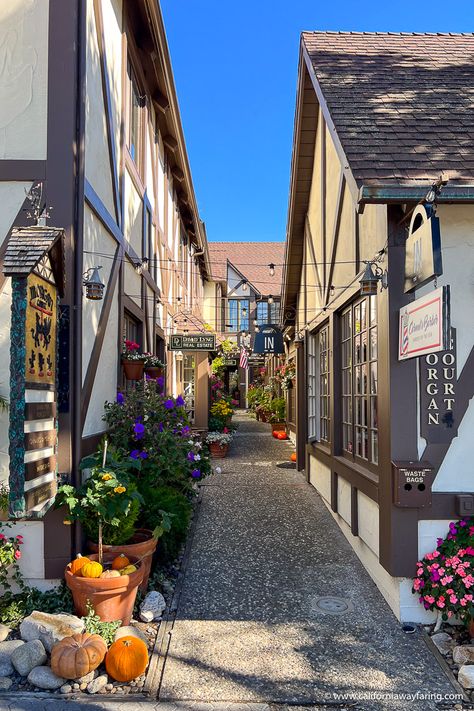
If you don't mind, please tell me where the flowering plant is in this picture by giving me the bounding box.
[0,524,25,593]
[275,362,296,390]
[143,353,165,368]
[122,339,146,362]
[206,431,233,447]
[413,517,474,624]
[210,400,233,419]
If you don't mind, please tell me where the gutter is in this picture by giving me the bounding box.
[358,184,474,209]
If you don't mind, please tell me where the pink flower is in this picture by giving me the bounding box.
[424,595,435,604]
[416,567,424,577]
[436,596,446,609]
[458,567,467,578]
[441,576,454,585]
[413,578,424,591]
[464,575,474,589]
[465,594,474,602]
[16,535,23,543]
[0,534,5,541]
[460,597,468,607]
[449,594,458,604]
[14,550,21,560]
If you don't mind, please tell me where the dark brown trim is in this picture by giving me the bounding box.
[330,471,338,513]
[359,184,474,206]
[320,108,326,297]
[354,210,360,275]
[81,432,105,457]
[308,443,379,502]
[81,246,121,428]
[0,161,46,181]
[351,486,359,536]
[123,293,144,321]
[295,339,307,471]
[325,172,345,306]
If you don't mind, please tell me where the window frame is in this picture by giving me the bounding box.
[307,323,330,445]
[126,57,145,173]
[227,298,249,332]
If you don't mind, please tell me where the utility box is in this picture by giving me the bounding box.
[392,461,435,508]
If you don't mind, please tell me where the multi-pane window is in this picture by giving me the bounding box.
[319,326,330,442]
[270,301,280,324]
[124,311,140,346]
[127,60,143,167]
[227,299,249,331]
[341,297,378,464]
[307,333,317,439]
[307,325,330,442]
[256,301,268,324]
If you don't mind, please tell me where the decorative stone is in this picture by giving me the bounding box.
[76,669,98,684]
[27,666,66,690]
[0,677,13,690]
[458,665,474,689]
[115,625,149,646]
[11,639,47,677]
[60,683,72,694]
[20,612,84,653]
[453,645,474,665]
[139,591,166,622]
[87,674,108,694]
[0,640,25,676]
[0,625,11,642]
[431,632,455,655]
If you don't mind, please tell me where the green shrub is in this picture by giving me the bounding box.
[0,581,74,629]
[82,486,141,546]
[138,485,192,563]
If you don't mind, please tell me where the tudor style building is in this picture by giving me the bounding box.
[282,32,474,621]
[0,0,210,585]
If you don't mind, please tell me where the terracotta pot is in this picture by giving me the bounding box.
[65,554,143,625]
[122,359,144,380]
[145,366,164,380]
[270,422,286,432]
[209,442,228,458]
[88,529,157,593]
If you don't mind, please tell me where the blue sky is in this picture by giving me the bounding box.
[160,1,473,243]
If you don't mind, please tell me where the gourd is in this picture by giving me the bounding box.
[277,431,288,440]
[290,452,297,462]
[105,636,148,682]
[112,554,130,571]
[51,633,107,679]
[81,561,103,578]
[69,554,91,576]
[119,564,137,576]
[99,569,121,579]
[272,431,279,438]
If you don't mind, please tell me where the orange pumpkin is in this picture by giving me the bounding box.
[290,452,297,462]
[81,561,103,578]
[277,431,288,440]
[272,431,279,438]
[112,554,130,571]
[69,554,91,576]
[105,636,148,682]
[51,633,107,679]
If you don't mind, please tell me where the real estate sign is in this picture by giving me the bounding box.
[169,333,216,351]
[398,286,450,361]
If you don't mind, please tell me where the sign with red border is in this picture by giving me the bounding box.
[398,286,450,361]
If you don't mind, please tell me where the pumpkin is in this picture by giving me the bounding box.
[277,431,288,440]
[99,569,121,579]
[119,564,137,576]
[112,554,130,571]
[272,430,279,438]
[81,561,103,578]
[51,633,107,679]
[290,452,297,462]
[69,554,91,576]
[105,636,148,682]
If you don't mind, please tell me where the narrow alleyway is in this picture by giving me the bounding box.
[158,412,455,709]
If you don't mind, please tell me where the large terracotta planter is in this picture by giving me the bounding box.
[122,360,144,381]
[88,529,157,593]
[65,554,144,625]
[145,366,164,380]
[209,443,229,458]
[270,422,286,432]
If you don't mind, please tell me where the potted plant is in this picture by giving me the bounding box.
[121,339,145,380]
[55,442,146,621]
[0,482,9,521]
[206,431,233,458]
[143,353,165,380]
[269,396,286,432]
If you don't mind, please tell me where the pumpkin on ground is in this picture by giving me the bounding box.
[69,554,91,576]
[277,431,288,440]
[51,633,107,679]
[112,554,130,571]
[81,561,103,578]
[272,431,279,438]
[290,452,297,462]
[105,636,148,682]
[100,569,121,579]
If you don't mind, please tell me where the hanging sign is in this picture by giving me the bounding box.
[169,334,216,351]
[398,286,450,361]
[404,205,443,293]
[25,274,57,386]
[419,327,458,442]
[253,325,284,355]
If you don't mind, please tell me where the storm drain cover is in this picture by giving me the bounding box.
[310,595,354,616]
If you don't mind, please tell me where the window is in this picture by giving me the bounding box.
[270,300,280,325]
[227,299,249,331]
[183,353,195,422]
[127,59,143,167]
[307,325,330,442]
[256,301,268,324]
[341,297,378,464]
[124,311,140,346]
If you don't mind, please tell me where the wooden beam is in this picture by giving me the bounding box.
[163,134,178,152]
[171,165,184,182]
[152,92,170,114]
[325,172,345,306]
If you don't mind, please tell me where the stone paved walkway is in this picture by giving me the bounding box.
[157,413,457,710]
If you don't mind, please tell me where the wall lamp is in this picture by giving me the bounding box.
[83,266,105,301]
[359,261,388,296]
[268,294,274,304]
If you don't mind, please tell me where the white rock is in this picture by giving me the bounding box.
[453,645,474,665]
[60,683,72,694]
[87,674,108,694]
[27,666,66,690]
[0,677,12,690]
[76,669,98,684]
[0,625,10,642]
[0,640,24,676]
[11,639,47,677]
[458,665,474,689]
[140,591,166,622]
[431,632,454,656]
[20,611,84,653]
[115,625,149,646]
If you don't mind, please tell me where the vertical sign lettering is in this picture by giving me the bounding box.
[420,327,457,443]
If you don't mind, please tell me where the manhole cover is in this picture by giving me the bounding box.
[310,595,354,615]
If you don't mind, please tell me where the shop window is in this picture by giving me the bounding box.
[127,59,144,169]
[227,299,249,331]
[341,296,378,464]
[307,324,330,443]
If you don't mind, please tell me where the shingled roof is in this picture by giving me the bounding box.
[3,225,65,295]
[208,242,285,297]
[302,32,474,186]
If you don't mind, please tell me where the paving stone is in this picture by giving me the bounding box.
[0,676,12,690]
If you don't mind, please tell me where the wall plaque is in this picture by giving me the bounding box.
[25,429,57,452]
[25,402,57,420]
[25,480,57,511]
[25,455,57,482]
[25,274,57,386]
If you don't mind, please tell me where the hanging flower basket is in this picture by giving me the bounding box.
[145,366,164,380]
[122,359,144,381]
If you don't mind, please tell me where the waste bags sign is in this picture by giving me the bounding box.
[253,325,284,354]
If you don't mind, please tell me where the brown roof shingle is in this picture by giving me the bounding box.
[302,31,474,186]
[208,242,285,297]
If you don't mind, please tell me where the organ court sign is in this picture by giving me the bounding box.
[253,325,284,355]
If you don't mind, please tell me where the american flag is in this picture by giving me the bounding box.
[239,345,249,369]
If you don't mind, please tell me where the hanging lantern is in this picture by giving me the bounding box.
[241,279,248,291]
[268,263,275,277]
[83,266,105,301]
[359,262,386,296]
[268,294,274,304]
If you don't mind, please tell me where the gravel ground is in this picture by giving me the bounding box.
[158,413,458,711]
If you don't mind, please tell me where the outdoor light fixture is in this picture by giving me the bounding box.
[330,285,335,296]
[83,266,105,301]
[359,261,388,296]
[241,280,248,291]
[242,306,247,317]
[268,294,274,304]
[268,263,275,277]
[253,318,258,327]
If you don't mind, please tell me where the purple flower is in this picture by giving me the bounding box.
[437,538,444,548]
[140,451,148,459]
[134,422,145,440]
[130,449,140,460]
[164,399,174,410]
[157,376,164,390]
[431,570,440,582]
[460,519,468,527]
[191,469,201,478]
[181,426,190,435]
[117,392,124,404]
[158,423,164,432]
[187,451,195,462]
[176,395,185,407]
[449,522,458,535]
